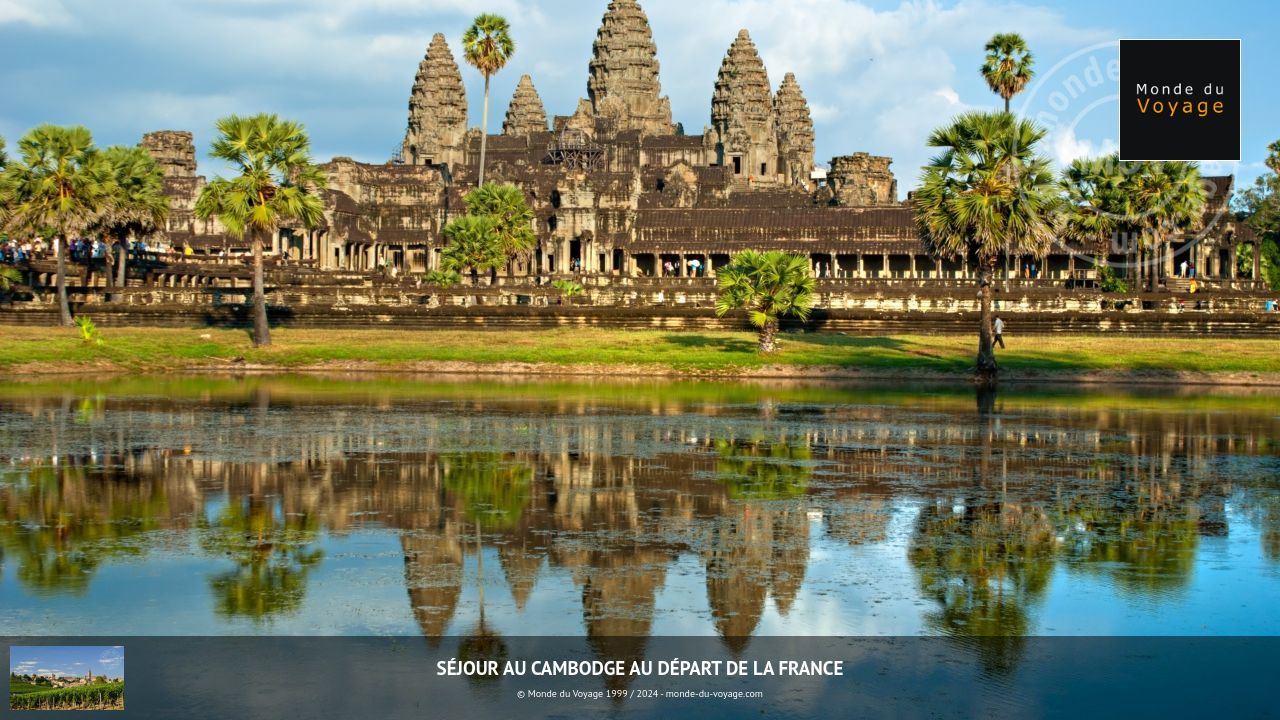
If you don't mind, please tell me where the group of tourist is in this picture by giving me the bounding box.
[0,237,42,264]
[1179,260,1199,278]
[0,236,180,265]
[660,259,706,277]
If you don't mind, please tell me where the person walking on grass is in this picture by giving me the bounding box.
[994,315,1006,349]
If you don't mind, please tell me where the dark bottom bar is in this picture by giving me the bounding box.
[4,637,1276,719]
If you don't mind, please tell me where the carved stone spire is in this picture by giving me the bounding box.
[502,74,549,136]
[708,30,778,180]
[587,0,674,135]
[774,72,815,188]
[402,33,469,168]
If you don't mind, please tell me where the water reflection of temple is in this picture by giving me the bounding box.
[2,386,1278,651]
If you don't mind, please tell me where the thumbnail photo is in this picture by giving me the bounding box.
[9,646,124,711]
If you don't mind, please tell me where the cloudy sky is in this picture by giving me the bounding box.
[9,645,125,679]
[1,0,1275,197]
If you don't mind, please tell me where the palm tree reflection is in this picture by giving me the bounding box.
[198,495,323,621]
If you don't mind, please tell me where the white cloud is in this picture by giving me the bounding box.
[0,0,70,27]
[1049,125,1117,165]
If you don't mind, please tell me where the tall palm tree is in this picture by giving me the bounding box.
[463,183,535,275]
[981,33,1035,113]
[913,111,1059,381]
[714,250,816,353]
[462,14,515,186]
[0,125,114,326]
[1131,161,1205,289]
[93,145,169,301]
[441,214,504,286]
[194,114,327,347]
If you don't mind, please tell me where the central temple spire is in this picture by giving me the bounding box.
[708,29,778,180]
[402,33,468,169]
[587,0,674,135]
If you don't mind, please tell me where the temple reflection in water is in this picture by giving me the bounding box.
[2,378,1278,667]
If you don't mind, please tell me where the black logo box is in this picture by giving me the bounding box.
[1119,39,1240,161]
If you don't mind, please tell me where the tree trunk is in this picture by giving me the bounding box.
[976,256,998,384]
[103,238,116,303]
[56,235,73,327]
[757,317,779,354]
[115,240,128,302]
[1136,246,1145,292]
[478,74,491,186]
[1163,235,1175,285]
[251,230,271,347]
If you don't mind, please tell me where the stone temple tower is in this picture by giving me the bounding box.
[587,0,675,135]
[402,33,469,169]
[774,73,816,189]
[502,75,549,136]
[707,30,779,181]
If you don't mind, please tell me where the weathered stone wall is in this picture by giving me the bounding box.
[828,153,899,207]
[141,131,197,178]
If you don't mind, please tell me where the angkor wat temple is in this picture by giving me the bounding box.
[6,0,1272,334]
[144,0,915,281]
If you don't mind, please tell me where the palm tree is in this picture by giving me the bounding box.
[981,33,1035,113]
[913,112,1059,381]
[1059,156,1130,267]
[0,134,7,168]
[463,183,535,276]
[194,114,327,347]
[441,214,504,285]
[1130,161,1205,290]
[93,145,169,301]
[0,125,114,326]
[714,250,816,353]
[462,14,515,185]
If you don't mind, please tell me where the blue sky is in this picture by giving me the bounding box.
[9,645,125,679]
[1,0,1276,197]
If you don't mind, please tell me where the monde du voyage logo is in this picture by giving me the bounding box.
[1120,39,1240,161]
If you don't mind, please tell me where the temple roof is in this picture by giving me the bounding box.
[587,0,674,135]
[503,75,549,136]
[710,30,775,146]
[403,33,468,157]
[775,72,815,177]
[632,207,923,254]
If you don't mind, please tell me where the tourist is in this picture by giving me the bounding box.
[993,316,1006,349]
[1180,259,1189,278]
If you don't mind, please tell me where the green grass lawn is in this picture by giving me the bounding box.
[0,325,1276,375]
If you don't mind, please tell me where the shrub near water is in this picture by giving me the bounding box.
[9,682,125,710]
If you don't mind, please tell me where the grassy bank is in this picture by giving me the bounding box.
[1,325,1277,381]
